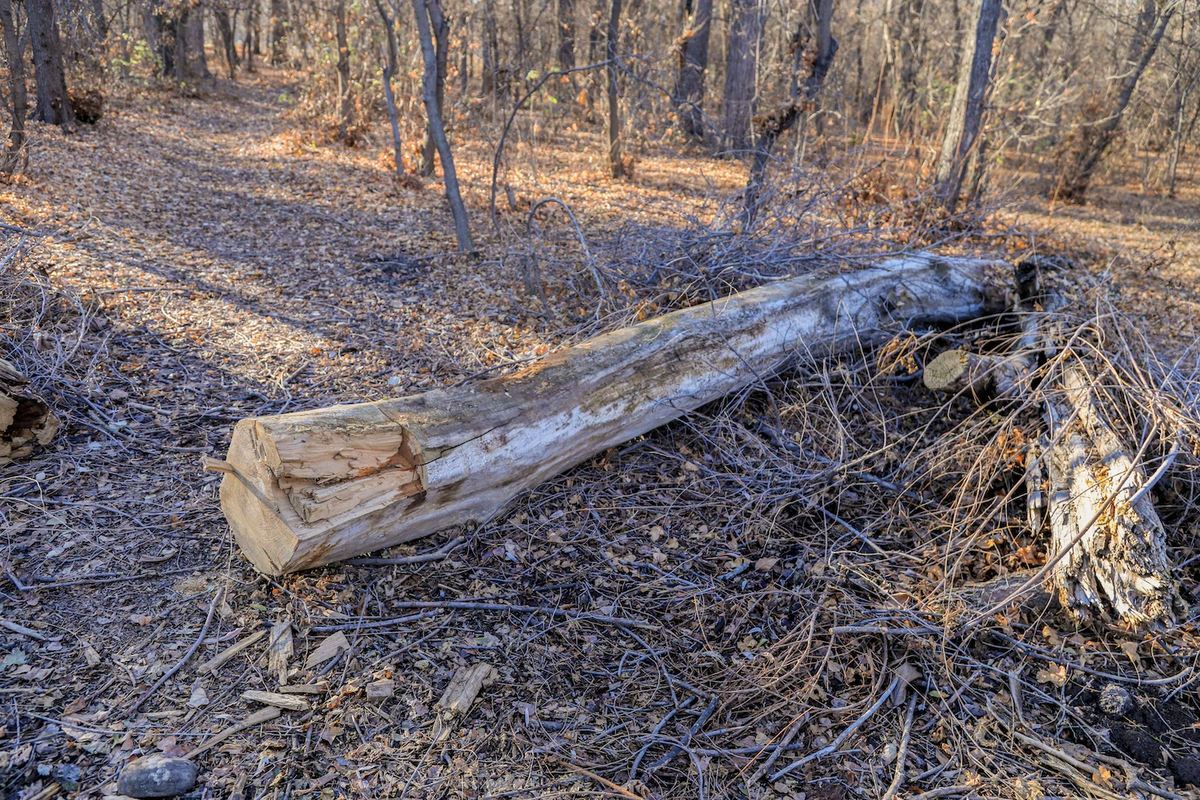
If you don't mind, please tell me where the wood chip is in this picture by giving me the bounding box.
[304,631,349,669]
[365,679,394,702]
[267,621,293,685]
[197,628,267,673]
[437,663,495,716]
[188,706,281,759]
[279,683,327,695]
[240,690,310,711]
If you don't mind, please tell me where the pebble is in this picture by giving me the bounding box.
[117,754,198,798]
[1098,683,1133,716]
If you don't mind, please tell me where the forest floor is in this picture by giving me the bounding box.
[4,67,1200,800]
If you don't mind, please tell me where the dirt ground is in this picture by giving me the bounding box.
[4,69,1200,800]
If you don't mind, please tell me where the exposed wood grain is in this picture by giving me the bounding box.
[219,253,1008,574]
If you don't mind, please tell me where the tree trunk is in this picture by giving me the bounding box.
[673,0,712,138]
[586,0,605,111]
[605,0,623,177]
[557,0,575,69]
[270,0,287,63]
[721,0,762,153]
[1055,0,1174,204]
[374,0,412,183]
[335,0,352,140]
[933,0,1001,212]
[180,7,211,80]
[743,0,835,227]
[412,0,473,252]
[420,0,449,175]
[214,253,1009,575]
[481,0,499,97]
[0,0,28,175]
[214,6,237,79]
[26,0,76,127]
[893,0,926,136]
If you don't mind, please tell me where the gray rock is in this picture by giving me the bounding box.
[1098,684,1133,716]
[117,754,198,798]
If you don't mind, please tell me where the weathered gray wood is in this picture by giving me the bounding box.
[1043,366,1181,628]
[218,253,1008,575]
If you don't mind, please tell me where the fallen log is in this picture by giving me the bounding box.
[216,253,1008,575]
[925,262,1182,630]
[0,356,58,464]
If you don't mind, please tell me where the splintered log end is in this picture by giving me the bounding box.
[0,376,59,464]
[219,421,301,576]
[219,412,435,576]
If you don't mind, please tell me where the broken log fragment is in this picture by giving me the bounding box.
[929,267,1182,631]
[218,253,1008,575]
[0,357,58,464]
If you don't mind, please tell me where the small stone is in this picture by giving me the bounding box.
[53,763,82,792]
[1098,684,1133,716]
[117,754,198,798]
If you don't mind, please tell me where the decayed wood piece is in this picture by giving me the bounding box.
[0,357,58,464]
[267,621,293,685]
[218,253,1009,575]
[927,264,1181,630]
[1043,366,1182,628]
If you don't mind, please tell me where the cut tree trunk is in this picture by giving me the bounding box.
[924,263,1182,630]
[0,358,59,464]
[216,253,1008,575]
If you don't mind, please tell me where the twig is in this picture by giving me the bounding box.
[552,759,643,800]
[310,610,440,632]
[0,618,46,641]
[188,706,281,758]
[130,588,224,714]
[882,694,917,800]
[771,675,901,781]
[197,628,268,673]
[644,695,719,773]
[747,713,807,784]
[345,537,467,566]
[909,787,975,800]
[385,600,656,630]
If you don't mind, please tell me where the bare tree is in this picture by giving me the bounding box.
[743,0,836,226]
[26,0,76,127]
[933,0,1001,212]
[412,0,474,251]
[606,0,623,177]
[1055,0,1175,203]
[420,0,450,175]
[673,0,713,138]
[558,0,575,69]
[335,0,353,140]
[721,0,762,153]
[374,0,415,183]
[0,0,26,174]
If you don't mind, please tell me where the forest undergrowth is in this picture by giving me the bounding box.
[5,69,1200,800]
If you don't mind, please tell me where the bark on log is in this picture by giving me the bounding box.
[0,357,58,464]
[218,253,1008,575]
